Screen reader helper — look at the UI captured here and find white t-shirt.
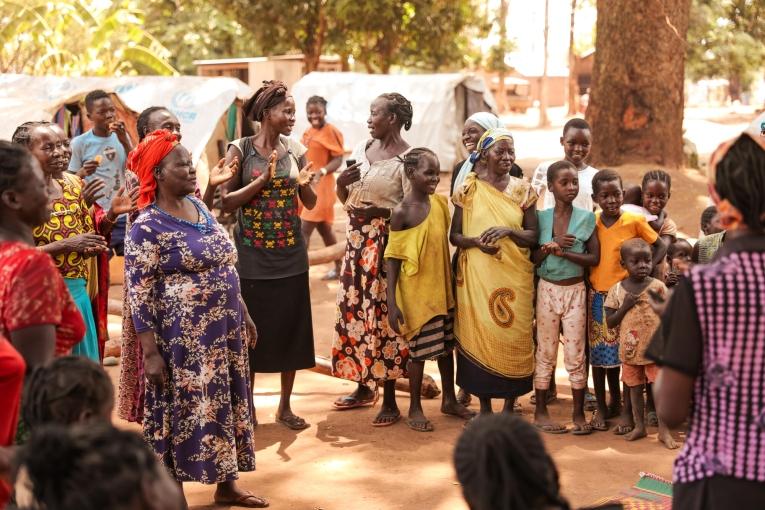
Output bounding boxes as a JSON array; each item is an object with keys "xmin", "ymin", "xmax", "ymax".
[{"xmin": 530, "ymin": 162, "xmax": 599, "ymax": 211}]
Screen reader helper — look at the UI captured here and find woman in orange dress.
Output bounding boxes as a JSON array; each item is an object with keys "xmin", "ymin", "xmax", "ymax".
[{"xmin": 300, "ymin": 95, "xmax": 345, "ymax": 279}]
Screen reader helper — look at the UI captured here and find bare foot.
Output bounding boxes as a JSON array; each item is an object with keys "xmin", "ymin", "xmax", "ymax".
[
  {"xmin": 441, "ymin": 400, "xmax": 476, "ymax": 420},
  {"xmin": 457, "ymin": 388, "xmax": 472, "ymax": 406},
  {"xmin": 658, "ymin": 427, "xmax": 679, "ymax": 449},
  {"xmin": 624, "ymin": 426, "xmax": 647, "ymax": 441}
]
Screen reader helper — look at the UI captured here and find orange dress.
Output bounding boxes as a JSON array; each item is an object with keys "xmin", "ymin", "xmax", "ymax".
[{"xmin": 300, "ymin": 123, "xmax": 344, "ymax": 224}]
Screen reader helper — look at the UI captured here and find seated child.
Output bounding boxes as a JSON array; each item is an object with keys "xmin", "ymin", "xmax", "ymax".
[
  {"xmin": 386, "ymin": 148, "xmax": 474, "ymax": 432},
  {"xmin": 605, "ymin": 239, "xmax": 677, "ymax": 449},
  {"xmin": 531, "ymin": 118, "xmax": 599, "ymax": 211},
  {"xmin": 588, "ymin": 170, "xmax": 665, "ymax": 433},
  {"xmin": 531, "ymin": 161, "xmax": 599, "ymax": 435},
  {"xmin": 15, "ymin": 423, "xmax": 184, "ymax": 510},
  {"xmin": 665, "ymin": 238, "xmax": 693, "ymax": 287}
]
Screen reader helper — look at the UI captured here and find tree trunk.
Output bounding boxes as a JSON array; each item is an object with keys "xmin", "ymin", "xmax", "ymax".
[
  {"xmin": 586, "ymin": 0, "xmax": 690, "ymax": 167},
  {"xmin": 496, "ymin": 0, "xmax": 509, "ymax": 113},
  {"xmin": 728, "ymin": 74, "xmax": 742, "ymax": 102},
  {"xmin": 567, "ymin": 0, "xmax": 579, "ymax": 116},
  {"xmin": 303, "ymin": 2, "xmax": 327, "ymax": 73},
  {"xmin": 539, "ymin": 0, "xmax": 550, "ymax": 127}
]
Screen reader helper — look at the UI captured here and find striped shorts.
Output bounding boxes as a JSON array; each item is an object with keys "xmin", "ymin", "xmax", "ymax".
[{"xmin": 408, "ymin": 312, "xmax": 455, "ymax": 361}]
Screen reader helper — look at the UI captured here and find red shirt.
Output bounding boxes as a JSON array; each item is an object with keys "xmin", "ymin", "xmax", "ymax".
[{"xmin": 0, "ymin": 241, "xmax": 85, "ymax": 355}]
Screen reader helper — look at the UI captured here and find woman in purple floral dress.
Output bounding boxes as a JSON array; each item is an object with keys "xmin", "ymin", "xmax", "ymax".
[{"xmin": 125, "ymin": 130, "xmax": 265, "ymax": 508}]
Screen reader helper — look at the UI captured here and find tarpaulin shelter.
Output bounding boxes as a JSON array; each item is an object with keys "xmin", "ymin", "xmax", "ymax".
[
  {"xmin": 0, "ymin": 74, "xmax": 253, "ymax": 181},
  {"xmin": 291, "ymin": 72, "xmax": 498, "ymax": 169}
]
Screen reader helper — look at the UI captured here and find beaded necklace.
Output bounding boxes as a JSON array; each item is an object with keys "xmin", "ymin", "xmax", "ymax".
[{"xmin": 151, "ymin": 197, "xmax": 216, "ymax": 234}]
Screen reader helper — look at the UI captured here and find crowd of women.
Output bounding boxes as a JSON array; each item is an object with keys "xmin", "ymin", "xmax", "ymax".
[{"xmin": 0, "ymin": 77, "xmax": 764, "ymax": 510}]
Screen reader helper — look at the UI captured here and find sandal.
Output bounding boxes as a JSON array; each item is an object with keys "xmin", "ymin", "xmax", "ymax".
[
  {"xmin": 589, "ymin": 410, "xmax": 609, "ymax": 431},
  {"xmin": 275, "ymin": 415, "xmax": 310, "ymax": 430},
  {"xmin": 646, "ymin": 411, "xmax": 659, "ymax": 427},
  {"xmin": 214, "ymin": 493, "xmax": 269, "ymax": 508},
  {"xmin": 534, "ymin": 422, "xmax": 569, "ymax": 434},
  {"xmin": 407, "ymin": 418, "xmax": 434, "ymax": 432},
  {"xmin": 613, "ymin": 423, "xmax": 634, "ymax": 435},
  {"xmin": 372, "ymin": 410, "xmax": 401, "ymax": 427},
  {"xmin": 333, "ymin": 389, "xmax": 379, "ymax": 410},
  {"xmin": 572, "ymin": 422, "xmax": 593, "ymax": 435}
]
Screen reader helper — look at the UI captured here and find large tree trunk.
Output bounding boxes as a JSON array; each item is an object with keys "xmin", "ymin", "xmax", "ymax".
[
  {"xmin": 586, "ymin": 0, "xmax": 690, "ymax": 167},
  {"xmin": 567, "ymin": 0, "xmax": 579, "ymax": 116},
  {"xmin": 302, "ymin": 3, "xmax": 327, "ymax": 73},
  {"xmin": 496, "ymin": 0, "xmax": 509, "ymax": 113}
]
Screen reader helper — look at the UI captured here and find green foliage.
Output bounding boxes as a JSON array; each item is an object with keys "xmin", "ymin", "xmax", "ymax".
[
  {"xmin": 142, "ymin": 0, "xmax": 256, "ymax": 75},
  {"xmin": 686, "ymin": 0, "xmax": 765, "ymax": 95},
  {"xmin": 0, "ymin": 0, "xmax": 177, "ymax": 75},
  {"xmin": 211, "ymin": 0, "xmax": 484, "ymax": 74}
]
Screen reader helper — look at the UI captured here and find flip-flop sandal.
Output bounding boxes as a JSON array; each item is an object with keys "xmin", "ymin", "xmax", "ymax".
[
  {"xmin": 276, "ymin": 415, "xmax": 310, "ymax": 430},
  {"xmin": 214, "ymin": 493, "xmax": 269, "ymax": 508},
  {"xmin": 333, "ymin": 389, "xmax": 379, "ymax": 410},
  {"xmin": 457, "ymin": 389, "xmax": 472, "ymax": 406},
  {"xmin": 534, "ymin": 422, "xmax": 569, "ymax": 434},
  {"xmin": 589, "ymin": 411, "xmax": 609, "ymax": 431},
  {"xmin": 371, "ymin": 412, "xmax": 401, "ymax": 427},
  {"xmin": 407, "ymin": 419, "xmax": 434, "ymax": 432},
  {"xmin": 646, "ymin": 411, "xmax": 659, "ymax": 427},
  {"xmin": 442, "ymin": 406, "xmax": 477, "ymax": 420},
  {"xmin": 613, "ymin": 424, "xmax": 634, "ymax": 435},
  {"xmin": 572, "ymin": 422, "xmax": 593, "ymax": 435}
]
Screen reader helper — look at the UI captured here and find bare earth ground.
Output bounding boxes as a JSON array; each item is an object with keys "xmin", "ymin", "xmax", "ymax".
[{"xmin": 107, "ymin": 106, "xmax": 756, "ymax": 510}]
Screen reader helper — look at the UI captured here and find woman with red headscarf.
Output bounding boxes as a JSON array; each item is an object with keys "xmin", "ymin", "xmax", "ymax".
[{"xmin": 124, "ymin": 130, "xmax": 264, "ymax": 508}]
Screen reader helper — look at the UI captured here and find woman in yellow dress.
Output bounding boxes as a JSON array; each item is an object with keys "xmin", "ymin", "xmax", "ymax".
[{"xmin": 450, "ymin": 128, "xmax": 539, "ymax": 415}]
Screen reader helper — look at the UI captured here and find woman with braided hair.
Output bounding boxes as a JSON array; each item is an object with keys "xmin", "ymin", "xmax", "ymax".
[
  {"xmin": 647, "ymin": 132, "xmax": 765, "ymax": 509},
  {"xmin": 222, "ymin": 80, "xmax": 317, "ymax": 431},
  {"xmin": 15, "ymin": 423, "xmax": 184, "ymax": 510},
  {"xmin": 330, "ymin": 92, "xmax": 414, "ymax": 426},
  {"xmin": 125, "ymin": 130, "xmax": 262, "ymax": 507}
]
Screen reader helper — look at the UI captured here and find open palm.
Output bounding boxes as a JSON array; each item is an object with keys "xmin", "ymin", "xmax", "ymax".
[
  {"xmin": 109, "ymin": 186, "xmax": 138, "ymax": 215},
  {"xmin": 209, "ymin": 157, "xmax": 238, "ymax": 187},
  {"xmin": 297, "ymin": 162, "xmax": 315, "ymax": 186}
]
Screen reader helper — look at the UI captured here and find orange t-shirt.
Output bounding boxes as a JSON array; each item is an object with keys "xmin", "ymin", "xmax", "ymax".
[
  {"xmin": 300, "ymin": 123, "xmax": 344, "ymax": 223},
  {"xmin": 589, "ymin": 211, "xmax": 659, "ymax": 292}
]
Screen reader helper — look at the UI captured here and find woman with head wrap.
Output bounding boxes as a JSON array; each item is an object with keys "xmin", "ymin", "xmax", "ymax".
[
  {"xmin": 125, "ymin": 130, "xmax": 263, "ymax": 508},
  {"xmin": 450, "ymin": 128, "xmax": 539, "ymax": 416},
  {"xmin": 221, "ymin": 81, "xmax": 317, "ymax": 431},
  {"xmin": 647, "ymin": 132, "xmax": 765, "ymax": 508},
  {"xmin": 330, "ymin": 92, "xmax": 413, "ymax": 426},
  {"xmin": 450, "ymin": 112, "xmax": 522, "ymax": 196}
]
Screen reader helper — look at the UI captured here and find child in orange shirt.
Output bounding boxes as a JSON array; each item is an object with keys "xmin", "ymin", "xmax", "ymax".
[{"xmin": 588, "ymin": 169, "xmax": 665, "ymax": 432}]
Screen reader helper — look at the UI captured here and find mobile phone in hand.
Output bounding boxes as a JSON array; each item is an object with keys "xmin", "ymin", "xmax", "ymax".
[{"xmin": 345, "ymin": 159, "xmax": 356, "ymax": 168}]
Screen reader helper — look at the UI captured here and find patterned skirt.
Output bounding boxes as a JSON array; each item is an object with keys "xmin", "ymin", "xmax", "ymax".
[
  {"xmin": 331, "ymin": 213, "xmax": 409, "ymax": 388},
  {"xmin": 409, "ymin": 313, "xmax": 455, "ymax": 361},
  {"xmin": 588, "ymin": 290, "xmax": 620, "ymax": 368}
]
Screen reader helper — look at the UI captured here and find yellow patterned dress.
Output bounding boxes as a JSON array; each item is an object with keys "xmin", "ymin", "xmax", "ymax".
[
  {"xmin": 33, "ymin": 173, "xmax": 99, "ymax": 361},
  {"xmin": 452, "ymin": 173, "xmax": 537, "ymax": 398}
]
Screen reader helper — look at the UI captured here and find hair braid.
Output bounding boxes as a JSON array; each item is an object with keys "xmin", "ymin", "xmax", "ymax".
[
  {"xmin": 403, "ymin": 147, "xmax": 437, "ymax": 174},
  {"xmin": 642, "ymin": 169, "xmax": 672, "ymax": 193},
  {"xmin": 454, "ymin": 414, "xmax": 571, "ymax": 510},
  {"xmin": 22, "ymin": 356, "xmax": 114, "ymax": 429},
  {"xmin": 18, "ymin": 423, "xmax": 161, "ymax": 510},
  {"xmin": 715, "ymin": 133, "xmax": 765, "ymax": 231},
  {"xmin": 379, "ymin": 92, "xmax": 413, "ymax": 131},
  {"xmin": 11, "ymin": 121, "xmax": 51, "ymax": 147}
]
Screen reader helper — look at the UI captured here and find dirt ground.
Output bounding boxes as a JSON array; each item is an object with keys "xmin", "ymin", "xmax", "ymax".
[{"xmin": 107, "ymin": 106, "xmax": 757, "ymax": 510}]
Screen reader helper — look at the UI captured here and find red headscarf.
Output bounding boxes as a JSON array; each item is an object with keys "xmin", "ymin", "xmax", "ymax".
[{"xmin": 127, "ymin": 129, "xmax": 179, "ymax": 209}]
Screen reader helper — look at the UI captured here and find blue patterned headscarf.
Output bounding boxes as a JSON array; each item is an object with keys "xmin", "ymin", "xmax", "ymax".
[{"xmin": 453, "ymin": 114, "xmax": 509, "ymax": 190}]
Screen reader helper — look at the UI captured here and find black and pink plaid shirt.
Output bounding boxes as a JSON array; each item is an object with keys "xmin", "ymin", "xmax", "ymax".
[{"xmin": 677, "ymin": 250, "xmax": 765, "ymax": 484}]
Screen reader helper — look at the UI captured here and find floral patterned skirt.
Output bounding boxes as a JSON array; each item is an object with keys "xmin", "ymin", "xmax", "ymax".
[{"xmin": 331, "ymin": 213, "xmax": 409, "ymax": 388}]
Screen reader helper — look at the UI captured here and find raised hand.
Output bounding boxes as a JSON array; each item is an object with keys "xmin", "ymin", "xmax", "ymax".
[
  {"xmin": 297, "ymin": 162, "xmax": 315, "ymax": 186},
  {"xmin": 108, "ymin": 186, "xmax": 138, "ymax": 217},
  {"xmin": 336, "ymin": 162, "xmax": 362, "ymax": 187},
  {"xmin": 77, "ymin": 159, "xmax": 99, "ymax": 178},
  {"xmin": 209, "ymin": 157, "xmax": 239, "ymax": 187},
  {"xmin": 81, "ymin": 178, "xmax": 106, "ymax": 207}
]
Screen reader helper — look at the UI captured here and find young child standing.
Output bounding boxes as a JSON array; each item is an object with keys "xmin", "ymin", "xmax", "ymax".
[
  {"xmin": 588, "ymin": 169, "xmax": 665, "ymax": 432},
  {"xmin": 532, "ymin": 161, "xmax": 600, "ymax": 435},
  {"xmin": 386, "ymin": 148, "xmax": 474, "ymax": 432},
  {"xmin": 605, "ymin": 239, "xmax": 677, "ymax": 449},
  {"xmin": 531, "ymin": 118, "xmax": 599, "ymax": 212}
]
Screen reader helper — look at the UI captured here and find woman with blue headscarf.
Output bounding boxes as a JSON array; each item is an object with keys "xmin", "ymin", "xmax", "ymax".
[
  {"xmin": 450, "ymin": 112, "xmax": 523, "ymax": 196},
  {"xmin": 450, "ymin": 128, "xmax": 539, "ymax": 416}
]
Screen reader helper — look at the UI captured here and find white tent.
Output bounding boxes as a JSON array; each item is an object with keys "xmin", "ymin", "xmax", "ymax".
[
  {"xmin": 0, "ymin": 74, "xmax": 252, "ymax": 165},
  {"xmin": 291, "ymin": 72, "xmax": 497, "ymax": 169}
]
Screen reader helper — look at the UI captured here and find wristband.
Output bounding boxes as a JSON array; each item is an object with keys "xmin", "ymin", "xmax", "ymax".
[{"xmin": 320, "ymin": 167, "xmax": 328, "ymax": 177}]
